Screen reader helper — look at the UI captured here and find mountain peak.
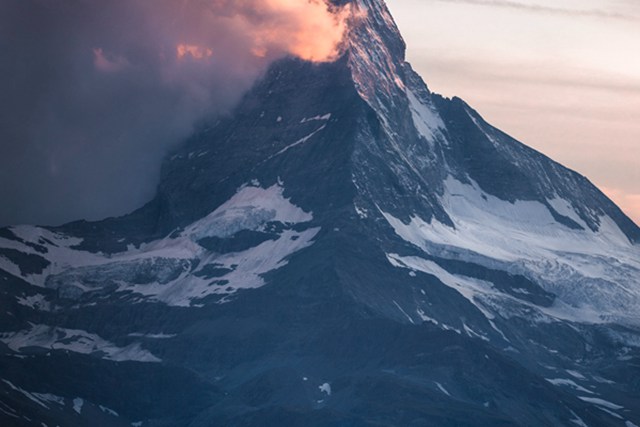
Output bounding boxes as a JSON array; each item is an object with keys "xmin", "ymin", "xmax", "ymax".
[
  {"xmin": 349, "ymin": 0, "xmax": 406, "ymax": 55},
  {"xmin": 346, "ymin": 0, "xmax": 408, "ymax": 100},
  {"xmin": 1, "ymin": 2, "xmax": 639, "ymax": 426}
]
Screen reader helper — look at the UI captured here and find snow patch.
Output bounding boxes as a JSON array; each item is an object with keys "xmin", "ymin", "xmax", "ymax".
[
  {"xmin": 417, "ymin": 309, "xmax": 438, "ymax": 325},
  {"xmin": 16, "ymin": 294, "xmax": 50, "ymax": 311},
  {"xmin": 99, "ymin": 405, "xmax": 119, "ymax": 417},
  {"xmin": 578, "ymin": 396, "xmax": 624, "ymax": 411},
  {"xmin": 387, "ymin": 254, "xmax": 495, "ymax": 321},
  {"xmin": 381, "ymin": 176, "xmax": 640, "ymax": 326},
  {"xmin": 73, "ymin": 398, "xmax": 84, "ymax": 414},
  {"xmin": 127, "ymin": 333, "xmax": 176, "ymax": 339},
  {"xmin": 546, "ymin": 378, "xmax": 593, "ymax": 394},
  {"xmin": 319, "ymin": 383, "xmax": 332, "ymax": 396},
  {"xmin": 0, "ymin": 227, "xmax": 111, "ymax": 287},
  {"xmin": 184, "ymin": 184, "xmax": 312, "ymax": 240},
  {"xmin": 6, "ymin": 184, "xmax": 319, "ymax": 307},
  {"xmin": 0, "ymin": 407, "xmax": 18, "ymax": 418},
  {"xmin": 2, "ymin": 380, "xmax": 50, "ymax": 409},
  {"xmin": 406, "ymin": 88, "xmax": 444, "ymax": 142},
  {"xmin": 300, "ymin": 113, "xmax": 331, "ymax": 123},
  {"xmin": 434, "ymin": 382, "xmax": 450, "ymax": 396},
  {"xmin": 566, "ymin": 370, "xmax": 587, "ymax": 380},
  {"xmin": 271, "ymin": 125, "xmax": 327, "ymax": 158},
  {"xmin": 132, "ymin": 227, "xmax": 320, "ymax": 307},
  {"xmin": 547, "ymin": 196, "xmax": 588, "ymax": 229},
  {"xmin": 33, "ymin": 393, "xmax": 64, "ymax": 408},
  {"xmin": 355, "ymin": 205, "xmax": 368, "ymax": 219},
  {"xmin": 592, "ymin": 375, "xmax": 615, "ymax": 385},
  {"xmin": 392, "ymin": 300, "xmax": 415, "ymax": 324},
  {"xmin": 0, "ymin": 324, "xmax": 160, "ymax": 363}
]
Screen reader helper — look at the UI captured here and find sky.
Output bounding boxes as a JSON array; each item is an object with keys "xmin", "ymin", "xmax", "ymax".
[
  {"xmin": 0, "ymin": 0, "xmax": 350, "ymax": 227},
  {"xmin": 386, "ymin": 0, "xmax": 640, "ymax": 224},
  {"xmin": 0, "ymin": 0, "xmax": 637, "ymax": 227}
]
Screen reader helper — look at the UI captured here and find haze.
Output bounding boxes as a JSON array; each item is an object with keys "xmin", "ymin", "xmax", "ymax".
[
  {"xmin": 0, "ymin": 0, "xmax": 351, "ymax": 227},
  {"xmin": 0, "ymin": 0, "xmax": 637, "ymax": 226}
]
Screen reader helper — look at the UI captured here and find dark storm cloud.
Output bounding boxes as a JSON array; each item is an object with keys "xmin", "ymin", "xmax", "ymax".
[{"xmin": 0, "ymin": 0, "xmax": 351, "ymax": 226}]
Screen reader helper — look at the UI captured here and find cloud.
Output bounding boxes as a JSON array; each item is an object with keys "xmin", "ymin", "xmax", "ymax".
[
  {"xmin": 93, "ymin": 48, "xmax": 131, "ymax": 73},
  {"xmin": 0, "ymin": 0, "xmax": 352, "ymax": 226},
  {"xmin": 420, "ymin": 57, "xmax": 640, "ymax": 96},
  {"xmin": 433, "ymin": 0, "xmax": 639, "ymax": 21}
]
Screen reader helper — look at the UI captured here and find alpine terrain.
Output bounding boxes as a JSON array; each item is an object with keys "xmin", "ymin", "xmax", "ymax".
[{"xmin": 1, "ymin": 0, "xmax": 639, "ymax": 426}]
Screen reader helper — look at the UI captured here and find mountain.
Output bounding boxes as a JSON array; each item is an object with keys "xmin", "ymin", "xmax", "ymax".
[{"xmin": 1, "ymin": 0, "xmax": 639, "ymax": 426}]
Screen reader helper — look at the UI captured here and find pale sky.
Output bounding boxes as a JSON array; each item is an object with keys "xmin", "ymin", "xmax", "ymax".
[{"xmin": 386, "ymin": 0, "xmax": 640, "ymax": 224}]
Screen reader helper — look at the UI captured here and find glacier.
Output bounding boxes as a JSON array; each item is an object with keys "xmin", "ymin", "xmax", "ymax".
[{"xmin": 0, "ymin": 0, "xmax": 638, "ymax": 426}]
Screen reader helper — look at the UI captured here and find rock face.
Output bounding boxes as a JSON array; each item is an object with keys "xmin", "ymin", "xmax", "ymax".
[{"xmin": 1, "ymin": 0, "xmax": 639, "ymax": 426}]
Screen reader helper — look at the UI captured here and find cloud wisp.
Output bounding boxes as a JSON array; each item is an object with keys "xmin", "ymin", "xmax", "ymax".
[
  {"xmin": 421, "ymin": 57, "xmax": 640, "ymax": 96},
  {"xmin": 433, "ymin": 0, "xmax": 639, "ymax": 21},
  {"xmin": 0, "ymin": 0, "xmax": 352, "ymax": 226}
]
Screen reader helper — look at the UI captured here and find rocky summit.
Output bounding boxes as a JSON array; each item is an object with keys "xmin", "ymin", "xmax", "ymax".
[{"xmin": 1, "ymin": 0, "xmax": 639, "ymax": 426}]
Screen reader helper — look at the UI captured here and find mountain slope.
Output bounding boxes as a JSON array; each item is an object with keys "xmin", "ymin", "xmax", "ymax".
[{"xmin": 1, "ymin": 0, "xmax": 639, "ymax": 426}]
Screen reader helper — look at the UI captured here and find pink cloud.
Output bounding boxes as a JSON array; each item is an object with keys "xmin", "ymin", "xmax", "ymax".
[
  {"xmin": 92, "ymin": 48, "xmax": 130, "ymax": 73},
  {"xmin": 176, "ymin": 44, "xmax": 213, "ymax": 60},
  {"xmin": 0, "ymin": 0, "xmax": 359, "ymax": 225},
  {"xmin": 243, "ymin": 0, "xmax": 354, "ymax": 62},
  {"xmin": 171, "ymin": 0, "xmax": 354, "ymax": 63}
]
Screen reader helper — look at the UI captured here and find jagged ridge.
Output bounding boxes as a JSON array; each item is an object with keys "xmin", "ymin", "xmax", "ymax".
[{"xmin": 0, "ymin": 1, "xmax": 639, "ymax": 426}]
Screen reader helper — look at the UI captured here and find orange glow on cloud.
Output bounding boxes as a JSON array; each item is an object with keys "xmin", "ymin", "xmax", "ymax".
[
  {"xmin": 252, "ymin": 46, "xmax": 268, "ymax": 58},
  {"xmin": 244, "ymin": 0, "xmax": 354, "ymax": 62},
  {"xmin": 95, "ymin": 0, "xmax": 355, "ymax": 74},
  {"xmin": 177, "ymin": 44, "xmax": 213, "ymax": 60},
  {"xmin": 178, "ymin": 0, "xmax": 355, "ymax": 64}
]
